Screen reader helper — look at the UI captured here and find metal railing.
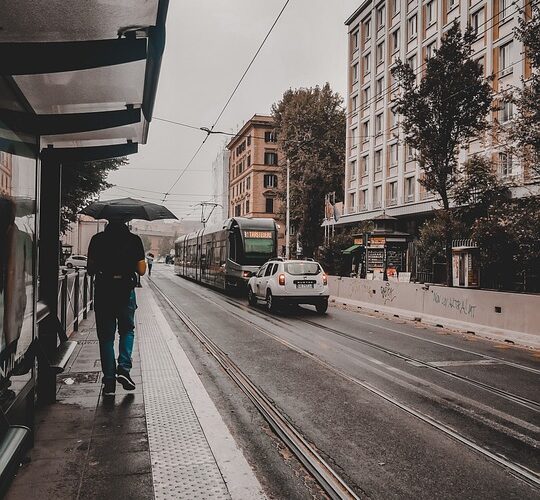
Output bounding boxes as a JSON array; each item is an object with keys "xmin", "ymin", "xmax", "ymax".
[{"xmin": 58, "ymin": 269, "xmax": 94, "ymax": 337}]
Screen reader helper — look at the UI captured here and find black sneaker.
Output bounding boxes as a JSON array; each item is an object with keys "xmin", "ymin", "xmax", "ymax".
[
  {"xmin": 102, "ymin": 380, "xmax": 116, "ymax": 396},
  {"xmin": 117, "ymin": 368, "xmax": 136, "ymax": 391}
]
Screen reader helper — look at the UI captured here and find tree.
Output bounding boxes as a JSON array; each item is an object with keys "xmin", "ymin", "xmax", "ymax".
[
  {"xmin": 392, "ymin": 23, "xmax": 492, "ymax": 285},
  {"xmin": 510, "ymin": 3, "xmax": 540, "ymax": 176},
  {"xmin": 271, "ymin": 83, "xmax": 346, "ymax": 258},
  {"xmin": 61, "ymin": 157, "xmax": 127, "ymax": 232}
]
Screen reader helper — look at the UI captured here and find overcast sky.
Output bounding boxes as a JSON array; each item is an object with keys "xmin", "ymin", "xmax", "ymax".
[{"xmin": 102, "ymin": 0, "xmax": 359, "ymax": 221}]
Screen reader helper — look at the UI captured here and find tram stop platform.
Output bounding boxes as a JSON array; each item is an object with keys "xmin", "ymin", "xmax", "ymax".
[{"xmin": 5, "ymin": 282, "xmax": 265, "ymax": 500}]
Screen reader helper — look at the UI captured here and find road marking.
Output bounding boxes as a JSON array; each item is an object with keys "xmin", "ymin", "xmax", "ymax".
[{"xmin": 427, "ymin": 360, "xmax": 502, "ymax": 367}]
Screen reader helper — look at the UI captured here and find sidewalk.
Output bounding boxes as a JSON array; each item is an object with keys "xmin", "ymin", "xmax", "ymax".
[{"xmin": 5, "ymin": 283, "xmax": 264, "ymax": 499}]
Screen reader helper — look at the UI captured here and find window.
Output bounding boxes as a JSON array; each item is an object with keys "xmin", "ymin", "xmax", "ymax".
[
  {"xmin": 499, "ymin": 42, "xmax": 513, "ymax": 75},
  {"xmin": 374, "ymin": 185, "xmax": 382, "ymax": 207},
  {"xmin": 349, "ymin": 192, "xmax": 356, "ymax": 211},
  {"xmin": 264, "ymin": 131, "xmax": 277, "ymax": 142},
  {"xmin": 247, "ymin": 135, "xmax": 251, "ymax": 146},
  {"xmin": 351, "ymin": 160, "xmax": 357, "ymax": 179},
  {"xmin": 388, "ymin": 181, "xmax": 398, "ymax": 205},
  {"xmin": 263, "ymin": 174, "xmax": 278, "ymax": 188},
  {"xmin": 362, "ymin": 120, "xmax": 370, "ymax": 140},
  {"xmin": 245, "ymin": 199, "xmax": 250, "ymax": 213},
  {"xmin": 499, "ymin": 0, "xmax": 511, "ymax": 20},
  {"xmin": 264, "ymin": 151, "xmax": 278, "ymax": 165},
  {"xmin": 500, "ymin": 100, "xmax": 514, "ymax": 122},
  {"xmin": 448, "ymin": 0, "xmax": 457, "ymax": 9},
  {"xmin": 405, "ymin": 176, "xmax": 415, "ymax": 202},
  {"xmin": 376, "ymin": 5, "xmax": 385, "ymax": 30},
  {"xmin": 363, "ymin": 18, "xmax": 371, "ymax": 41},
  {"xmin": 408, "ymin": 15, "xmax": 417, "ymax": 39},
  {"xmin": 471, "ymin": 8, "xmax": 485, "ymax": 36},
  {"xmin": 352, "ymin": 94, "xmax": 358, "ymax": 111},
  {"xmin": 391, "ymin": 29, "xmax": 400, "ymax": 52},
  {"xmin": 363, "ymin": 86, "xmax": 371, "ymax": 104},
  {"xmin": 407, "ymin": 144, "xmax": 415, "ymax": 160},
  {"xmin": 353, "ymin": 63, "xmax": 359, "ymax": 82},
  {"xmin": 246, "ymin": 175, "xmax": 251, "ymax": 190},
  {"xmin": 351, "ymin": 128, "xmax": 358, "ymax": 148},
  {"xmin": 426, "ymin": 41, "xmax": 436, "ymax": 60},
  {"xmin": 265, "ymin": 198, "xmax": 274, "ymax": 213},
  {"xmin": 352, "ymin": 30, "xmax": 359, "ymax": 51},
  {"xmin": 390, "ymin": 143, "xmax": 398, "ymax": 164},
  {"xmin": 426, "ymin": 0, "xmax": 436, "ymax": 26},
  {"xmin": 476, "ymin": 56, "xmax": 485, "ymax": 75},
  {"xmin": 499, "ymin": 152, "xmax": 513, "ymax": 176},
  {"xmin": 361, "ymin": 155, "xmax": 369, "ymax": 175},
  {"xmin": 391, "ymin": 108, "xmax": 399, "ymax": 128},
  {"xmin": 407, "ymin": 53, "xmax": 417, "ymax": 70},
  {"xmin": 360, "ymin": 189, "xmax": 368, "ymax": 209},
  {"xmin": 375, "ymin": 150, "xmax": 382, "ymax": 171},
  {"xmin": 363, "ymin": 53, "xmax": 371, "ymax": 75},
  {"xmin": 247, "ymin": 155, "xmax": 251, "ymax": 166},
  {"xmin": 234, "ymin": 204, "xmax": 241, "ymax": 216},
  {"xmin": 376, "ymin": 42, "xmax": 385, "ymax": 64},
  {"xmin": 376, "ymin": 77, "xmax": 384, "ymax": 99},
  {"xmin": 375, "ymin": 113, "xmax": 383, "ymax": 135},
  {"xmin": 391, "ymin": 0, "xmax": 400, "ymax": 16}
]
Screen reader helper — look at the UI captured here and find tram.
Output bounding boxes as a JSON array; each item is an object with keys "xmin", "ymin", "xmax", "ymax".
[{"xmin": 174, "ymin": 217, "xmax": 278, "ymax": 291}]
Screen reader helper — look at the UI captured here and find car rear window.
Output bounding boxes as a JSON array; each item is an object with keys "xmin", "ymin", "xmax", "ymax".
[{"xmin": 284, "ymin": 262, "xmax": 321, "ymax": 275}]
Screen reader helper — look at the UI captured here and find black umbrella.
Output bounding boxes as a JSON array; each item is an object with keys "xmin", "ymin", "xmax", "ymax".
[{"xmin": 80, "ymin": 197, "xmax": 178, "ymax": 222}]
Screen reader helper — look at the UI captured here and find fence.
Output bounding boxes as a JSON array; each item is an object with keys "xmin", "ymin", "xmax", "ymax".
[{"xmin": 57, "ymin": 270, "xmax": 94, "ymax": 337}]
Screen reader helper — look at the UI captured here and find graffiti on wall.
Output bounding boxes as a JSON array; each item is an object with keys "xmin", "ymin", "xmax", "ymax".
[
  {"xmin": 431, "ymin": 290, "xmax": 477, "ymax": 318},
  {"xmin": 380, "ymin": 282, "xmax": 396, "ymax": 305}
]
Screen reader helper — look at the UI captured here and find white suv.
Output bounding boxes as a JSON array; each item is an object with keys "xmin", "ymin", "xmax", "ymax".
[
  {"xmin": 247, "ymin": 258, "xmax": 330, "ymax": 314},
  {"xmin": 65, "ymin": 255, "xmax": 87, "ymax": 269}
]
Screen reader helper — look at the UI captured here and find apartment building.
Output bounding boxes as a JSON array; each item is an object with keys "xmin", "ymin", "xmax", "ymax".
[
  {"xmin": 341, "ymin": 0, "xmax": 532, "ymax": 229},
  {"xmin": 209, "ymin": 147, "xmax": 230, "ymax": 225},
  {"xmin": 227, "ymin": 114, "xmax": 285, "ymax": 248},
  {"xmin": 0, "ymin": 152, "xmax": 12, "ymax": 196}
]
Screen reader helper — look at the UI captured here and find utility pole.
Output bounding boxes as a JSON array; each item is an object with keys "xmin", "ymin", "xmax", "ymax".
[{"xmin": 286, "ymin": 159, "xmax": 290, "ymax": 259}]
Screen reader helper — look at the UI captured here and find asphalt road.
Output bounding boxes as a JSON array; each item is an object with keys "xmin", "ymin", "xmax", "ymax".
[{"xmin": 149, "ymin": 264, "xmax": 540, "ymax": 499}]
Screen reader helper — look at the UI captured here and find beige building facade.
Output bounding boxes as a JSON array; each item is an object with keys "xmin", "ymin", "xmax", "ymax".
[
  {"xmin": 342, "ymin": 0, "xmax": 534, "ymax": 225},
  {"xmin": 227, "ymin": 114, "xmax": 285, "ymax": 249}
]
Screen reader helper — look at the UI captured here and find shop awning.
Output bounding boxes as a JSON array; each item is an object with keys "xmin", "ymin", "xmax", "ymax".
[
  {"xmin": 342, "ymin": 244, "xmax": 363, "ymax": 255},
  {"xmin": 0, "ymin": 0, "xmax": 169, "ymax": 161}
]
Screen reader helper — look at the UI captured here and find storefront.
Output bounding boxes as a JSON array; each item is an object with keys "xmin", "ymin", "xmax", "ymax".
[{"xmin": 0, "ymin": 0, "xmax": 170, "ymax": 490}]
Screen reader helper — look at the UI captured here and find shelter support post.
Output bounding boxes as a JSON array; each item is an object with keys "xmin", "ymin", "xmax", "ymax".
[{"xmin": 37, "ymin": 156, "xmax": 62, "ymax": 405}]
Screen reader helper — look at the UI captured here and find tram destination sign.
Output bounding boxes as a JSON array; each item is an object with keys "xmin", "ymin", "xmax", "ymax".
[{"xmin": 244, "ymin": 230, "xmax": 273, "ymax": 239}]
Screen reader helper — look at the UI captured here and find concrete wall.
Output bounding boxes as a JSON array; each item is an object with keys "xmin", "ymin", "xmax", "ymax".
[{"xmin": 329, "ymin": 277, "xmax": 540, "ymax": 348}]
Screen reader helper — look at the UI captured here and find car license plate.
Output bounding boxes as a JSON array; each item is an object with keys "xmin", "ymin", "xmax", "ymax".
[{"xmin": 296, "ymin": 282, "xmax": 314, "ymax": 289}]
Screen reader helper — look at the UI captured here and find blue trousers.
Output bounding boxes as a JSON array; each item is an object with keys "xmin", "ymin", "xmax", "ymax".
[{"xmin": 95, "ymin": 290, "xmax": 137, "ymax": 382}]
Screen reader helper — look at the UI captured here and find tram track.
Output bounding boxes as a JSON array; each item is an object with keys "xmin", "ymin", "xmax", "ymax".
[
  {"xmin": 155, "ymin": 275, "xmax": 540, "ymax": 490},
  {"xmin": 150, "ymin": 280, "xmax": 361, "ymax": 500},
  {"xmin": 212, "ymin": 295, "xmax": 540, "ymax": 413}
]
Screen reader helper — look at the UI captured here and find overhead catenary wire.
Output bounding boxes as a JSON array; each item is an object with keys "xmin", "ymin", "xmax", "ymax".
[{"xmin": 161, "ymin": 0, "xmax": 291, "ymax": 200}]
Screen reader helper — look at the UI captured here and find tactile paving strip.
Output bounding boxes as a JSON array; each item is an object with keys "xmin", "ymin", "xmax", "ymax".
[{"xmin": 137, "ymin": 291, "xmax": 231, "ymax": 500}]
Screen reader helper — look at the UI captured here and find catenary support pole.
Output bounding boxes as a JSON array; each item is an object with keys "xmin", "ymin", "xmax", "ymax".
[{"xmin": 286, "ymin": 159, "xmax": 290, "ymax": 259}]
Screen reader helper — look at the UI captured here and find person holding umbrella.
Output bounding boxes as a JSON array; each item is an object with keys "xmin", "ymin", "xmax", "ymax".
[{"xmin": 83, "ymin": 198, "xmax": 177, "ymax": 396}]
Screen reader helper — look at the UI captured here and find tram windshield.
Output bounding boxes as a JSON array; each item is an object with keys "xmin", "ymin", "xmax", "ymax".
[{"xmin": 243, "ymin": 230, "xmax": 275, "ymax": 264}]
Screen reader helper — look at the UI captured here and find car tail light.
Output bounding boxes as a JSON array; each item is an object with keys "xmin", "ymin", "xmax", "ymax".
[
  {"xmin": 322, "ymin": 273, "xmax": 328, "ymax": 285},
  {"xmin": 242, "ymin": 271, "xmax": 251, "ymax": 278},
  {"xmin": 278, "ymin": 273, "xmax": 286, "ymax": 286}
]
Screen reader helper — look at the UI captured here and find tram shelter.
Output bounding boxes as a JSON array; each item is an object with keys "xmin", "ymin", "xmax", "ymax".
[{"xmin": 0, "ymin": 1, "xmax": 169, "ymax": 491}]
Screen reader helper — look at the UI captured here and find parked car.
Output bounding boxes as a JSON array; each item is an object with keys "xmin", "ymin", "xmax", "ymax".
[
  {"xmin": 65, "ymin": 255, "xmax": 87, "ymax": 269},
  {"xmin": 247, "ymin": 258, "xmax": 329, "ymax": 314}
]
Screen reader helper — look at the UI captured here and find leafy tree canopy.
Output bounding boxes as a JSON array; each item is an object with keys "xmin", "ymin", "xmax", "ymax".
[
  {"xmin": 61, "ymin": 157, "xmax": 126, "ymax": 233},
  {"xmin": 392, "ymin": 22, "xmax": 492, "ymax": 285},
  {"xmin": 271, "ymin": 83, "xmax": 346, "ymax": 257}
]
